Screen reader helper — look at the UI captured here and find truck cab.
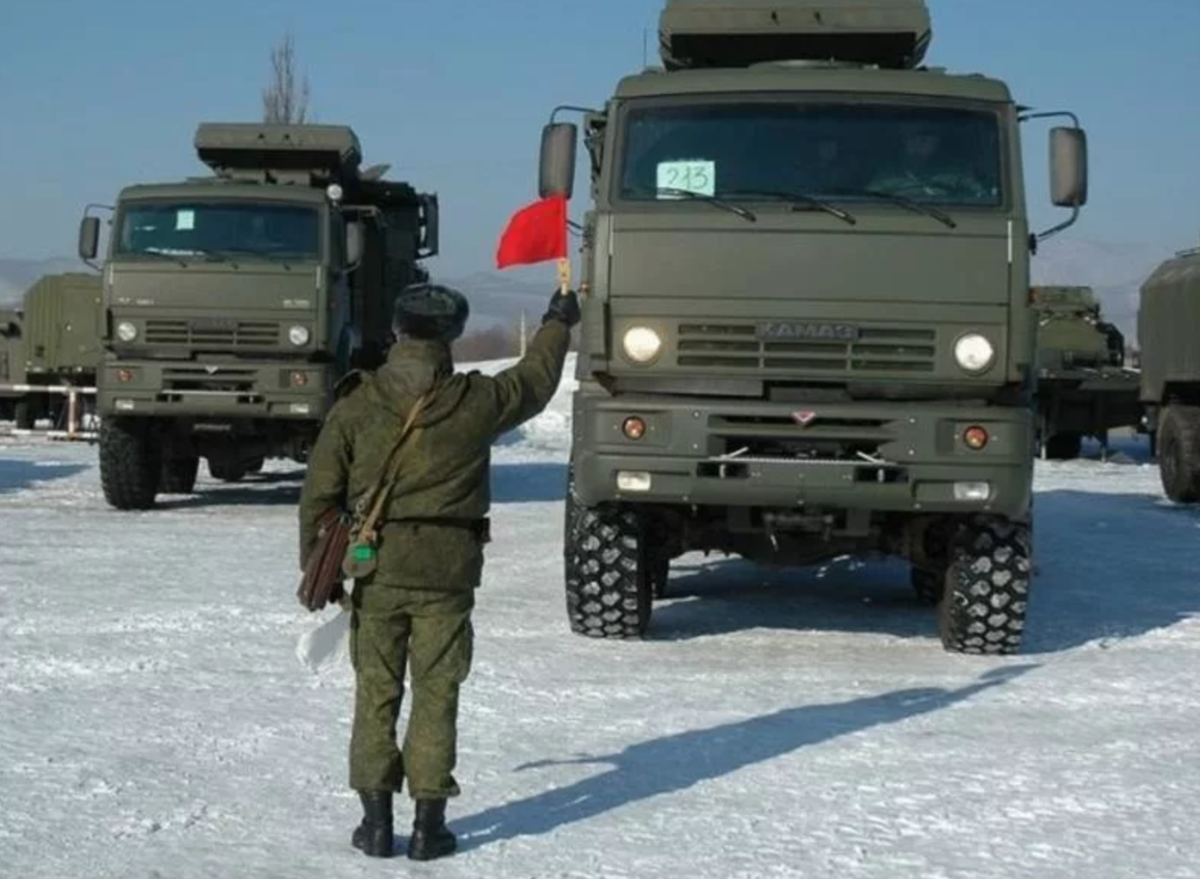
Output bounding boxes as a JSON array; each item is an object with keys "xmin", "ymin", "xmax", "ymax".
[{"xmin": 544, "ymin": 0, "xmax": 1087, "ymax": 654}]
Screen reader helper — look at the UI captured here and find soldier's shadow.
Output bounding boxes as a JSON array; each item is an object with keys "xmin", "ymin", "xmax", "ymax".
[{"xmin": 452, "ymin": 664, "xmax": 1035, "ymax": 851}]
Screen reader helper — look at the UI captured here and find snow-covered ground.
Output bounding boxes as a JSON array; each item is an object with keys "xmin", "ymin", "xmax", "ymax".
[{"xmin": 2, "ymin": 356, "xmax": 1199, "ymax": 879}]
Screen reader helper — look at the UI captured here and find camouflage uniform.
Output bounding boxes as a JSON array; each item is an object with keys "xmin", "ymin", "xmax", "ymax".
[{"xmin": 298, "ymin": 283, "xmax": 575, "ymax": 860}]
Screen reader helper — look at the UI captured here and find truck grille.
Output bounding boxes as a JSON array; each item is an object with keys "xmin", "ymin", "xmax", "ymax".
[
  {"xmin": 677, "ymin": 323, "xmax": 936, "ymax": 373},
  {"xmin": 162, "ymin": 366, "xmax": 257, "ymax": 393},
  {"xmin": 145, "ymin": 319, "xmax": 279, "ymax": 348}
]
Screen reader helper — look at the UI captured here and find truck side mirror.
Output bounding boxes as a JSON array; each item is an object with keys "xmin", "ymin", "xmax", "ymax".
[
  {"xmin": 539, "ymin": 122, "xmax": 578, "ymax": 200},
  {"xmin": 419, "ymin": 194, "xmax": 439, "ymax": 258},
  {"xmin": 78, "ymin": 216, "xmax": 100, "ymax": 261},
  {"xmin": 345, "ymin": 221, "xmax": 364, "ymax": 267},
  {"xmin": 1050, "ymin": 126, "xmax": 1088, "ymax": 207}
]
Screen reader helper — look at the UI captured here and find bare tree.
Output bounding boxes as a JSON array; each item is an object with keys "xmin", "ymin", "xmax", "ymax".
[{"xmin": 262, "ymin": 33, "xmax": 311, "ymax": 124}]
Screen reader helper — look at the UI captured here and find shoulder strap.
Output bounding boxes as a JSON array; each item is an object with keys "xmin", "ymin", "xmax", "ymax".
[{"xmin": 354, "ymin": 392, "xmax": 430, "ymax": 544}]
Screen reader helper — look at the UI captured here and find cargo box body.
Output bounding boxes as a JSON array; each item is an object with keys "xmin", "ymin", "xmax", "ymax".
[
  {"xmin": 1138, "ymin": 247, "xmax": 1200, "ymax": 404},
  {"xmin": 658, "ymin": 0, "xmax": 932, "ymax": 70},
  {"xmin": 22, "ymin": 272, "xmax": 103, "ymax": 376}
]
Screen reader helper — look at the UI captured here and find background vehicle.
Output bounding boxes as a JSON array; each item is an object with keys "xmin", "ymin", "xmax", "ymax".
[
  {"xmin": 1138, "ymin": 241, "xmax": 1200, "ymax": 504},
  {"xmin": 77, "ymin": 122, "xmax": 438, "ymax": 509},
  {"xmin": 541, "ymin": 0, "xmax": 1088, "ymax": 654},
  {"xmin": 1031, "ymin": 285, "xmax": 1141, "ymax": 460},
  {"xmin": 0, "ymin": 272, "xmax": 101, "ymax": 436}
]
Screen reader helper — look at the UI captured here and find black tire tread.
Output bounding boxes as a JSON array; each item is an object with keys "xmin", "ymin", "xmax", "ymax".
[
  {"xmin": 938, "ymin": 515, "xmax": 1031, "ymax": 656},
  {"xmin": 1157, "ymin": 405, "xmax": 1200, "ymax": 504},
  {"xmin": 564, "ymin": 490, "xmax": 651, "ymax": 639},
  {"xmin": 99, "ymin": 418, "xmax": 161, "ymax": 510}
]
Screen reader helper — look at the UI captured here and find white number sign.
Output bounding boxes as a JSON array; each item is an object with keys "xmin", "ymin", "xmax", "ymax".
[{"xmin": 656, "ymin": 160, "xmax": 716, "ymax": 198}]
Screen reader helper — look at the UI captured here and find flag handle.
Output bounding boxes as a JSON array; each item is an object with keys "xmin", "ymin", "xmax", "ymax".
[{"xmin": 556, "ymin": 257, "xmax": 571, "ymax": 296}]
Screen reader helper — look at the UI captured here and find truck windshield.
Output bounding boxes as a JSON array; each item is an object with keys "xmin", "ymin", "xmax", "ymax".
[
  {"xmin": 115, "ymin": 201, "xmax": 320, "ymax": 260},
  {"xmin": 617, "ymin": 99, "xmax": 1003, "ymax": 208}
]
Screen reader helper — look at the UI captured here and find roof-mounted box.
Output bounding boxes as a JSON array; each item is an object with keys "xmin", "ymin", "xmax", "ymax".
[
  {"xmin": 194, "ymin": 123, "xmax": 363, "ymax": 181},
  {"xmin": 658, "ymin": 0, "xmax": 932, "ymax": 71}
]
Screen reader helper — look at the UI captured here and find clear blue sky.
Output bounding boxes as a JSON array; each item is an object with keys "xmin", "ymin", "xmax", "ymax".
[{"xmin": 1, "ymin": 0, "xmax": 1197, "ymax": 275}]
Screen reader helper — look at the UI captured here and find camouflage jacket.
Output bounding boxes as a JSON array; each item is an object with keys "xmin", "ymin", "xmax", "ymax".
[{"xmin": 297, "ymin": 320, "xmax": 570, "ymax": 587}]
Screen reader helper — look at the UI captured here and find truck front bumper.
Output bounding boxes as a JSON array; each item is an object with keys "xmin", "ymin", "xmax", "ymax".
[
  {"xmin": 97, "ymin": 359, "xmax": 332, "ymax": 421},
  {"xmin": 571, "ymin": 389, "xmax": 1034, "ymax": 520}
]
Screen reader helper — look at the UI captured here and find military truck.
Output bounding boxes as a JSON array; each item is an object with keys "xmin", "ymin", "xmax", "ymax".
[
  {"xmin": 77, "ymin": 122, "xmax": 438, "ymax": 509},
  {"xmin": 1032, "ymin": 285, "xmax": 1141, "ymax": 459},
  {"xmin": 0, "ymin": 273, "xmax": 102, "ymax": 432},
  {"xmin": 1137, "ymin": 241, "xmax": 1200, "ymax": 504},
  {"xmin": 538, "ymin": 0, "xmax": 1088, "ymax": 655}
]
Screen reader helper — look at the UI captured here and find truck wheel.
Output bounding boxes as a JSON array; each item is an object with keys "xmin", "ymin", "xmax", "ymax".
[
  {"xmin": 99, "ymin": 418, "xmax": 162, "ymax": 510},
  {"xmin": 563, "ymin": 483, "xmax": 652, "ymax": 639},
  {"xmin": 910, "ymin": 566, "xmax": 945, "ymax": 605},
  {"xmin": 160, "ymin": 455, "xmax": 199, "ymax": 494},
  {"xmin": 14, "ymin": 399, "xmax": 36, "ymax": 430},
  {"xmin": 208, "ymin": 459, "xmax": 248, "ymax": 483},
  {"xmin": 1044, "ymin": 432, "xmax": 1082, "ymax": 460},
  {"xmin": 938, "ymin": 515, "xmax": 1031, "ymax": 655},
  {"xmin": 1157, "ymin": 405, "xmax": 1200, "ymax": 503},
  {"xmin": 246, "ymin": 456, "xmax": 265, "ymax": 475}
]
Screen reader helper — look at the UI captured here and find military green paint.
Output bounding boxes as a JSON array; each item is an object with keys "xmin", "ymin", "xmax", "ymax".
[
  {"xmin": 1138, "ymin": 245, "xmax": 1200, "ymax": 405},
  {"xmin": 558, "ymin": 0, "xmax": 1084, "ymax": 529}
]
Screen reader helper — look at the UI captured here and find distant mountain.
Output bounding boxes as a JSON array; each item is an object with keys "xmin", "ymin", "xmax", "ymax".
[{"xmin": 2, "ymin": 237, "xmax": 1183, "ymax": 345}]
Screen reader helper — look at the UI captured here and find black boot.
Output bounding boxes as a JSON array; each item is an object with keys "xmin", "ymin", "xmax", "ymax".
[
  {"xmin": 407, "ymin": 798, "xmax": 456, "ymax": 861},
  {"xmin": 351, "ymin": 790, "xmax": 394, "ymax": 858}
]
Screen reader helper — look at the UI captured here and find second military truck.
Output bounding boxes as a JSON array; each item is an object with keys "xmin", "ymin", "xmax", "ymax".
[
  {"xmin": 1138, "ymin": 241, "xmax": 1200, "ymax": 505},
  {"xmin": 79, "ymin": 122, "xmax": 438, "ymax": 509},
  {"xmin": 1032, "ymin": 285, "xmax": 1141, "ymax": 460},
  {"xmin": 540, "ymin": 0, "xmax": 1088, "ymax": 654}
]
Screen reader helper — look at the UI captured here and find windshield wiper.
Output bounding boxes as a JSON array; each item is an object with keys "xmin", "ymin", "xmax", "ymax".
[
  {"xmin": 723, "ymin": 189, "xmax": 856, "ymax": 226},
  {"xmin": 828, "ymin": 188, "xmax": 957, "ymax": 229},
  {"xmin": 633, "ymin": 187, "xmax": 757, "ymax": 222},
  {"xmin": 206, "ymin": 247, "xmax": 295, "ymax": 268}
]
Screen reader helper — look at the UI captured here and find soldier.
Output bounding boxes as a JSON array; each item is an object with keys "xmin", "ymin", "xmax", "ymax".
[
  {"xmin": 867, "ymin": 119, "xmax": 991, "ymax": 200},
  {"xmin": 298, "ymin": 282, "xmax": 578, "ymax": 861}
]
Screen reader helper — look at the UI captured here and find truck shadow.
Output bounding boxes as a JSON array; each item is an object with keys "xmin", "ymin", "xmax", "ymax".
[
  {"xmin": 491, "ymin": 461, "xmax": 566, "ymax": 504},
  {"xmin": 156, "ymin": 468, "xmax": 307, "ymax": 509},
  {"xmin": 0, "ymin": 458, "xmax": 88, "ymax": 495},
  {"xmin": 452, "ymin": 664, "xmax": 1036, "ymax": 851},
  {"xmin": 648, "ymin": 487, "xmax": 1200, "ymax": 654}
]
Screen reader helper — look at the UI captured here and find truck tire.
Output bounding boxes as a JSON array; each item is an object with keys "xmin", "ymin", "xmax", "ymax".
[
  {"xmin": 99, "ymin": 418, "xmax": 161, "ymax": 510},
  {"xmin": 208, "ymin": 459, "xmax": 248, "ymax": 483},
  {"xmin": 1157, "ymin": 405, "xmax": 1200, "ymax": 503},
  {"xmin": 14, "ymin": 400, "xmax": 32, "ymax": 430},
  {"xmin": 1044, "ymin": 432, "xmax": 1082, "ymax": 461},
  {"xmin": 938, "ymin": 515, "xmax": 1031, "ymax": 655},
  {"xmin": 563, "ymin": 481, "xmax": 653, "ymax": 639},
  {"xmin": 910, "ymin": 566, "xmax": 945, "ymax": 605},
  {"xmin": 160, "ymin": 455, "xmax": 199, "ymax": 494}
]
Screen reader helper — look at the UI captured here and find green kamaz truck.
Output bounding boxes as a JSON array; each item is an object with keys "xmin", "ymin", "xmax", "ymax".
[
  {"xmin": 1138, "ymin": 241, "xmax": 1200, "ymax": 504},
  {"xmin": 540, "ymin": 0, "xmax": 1088, "ymax": 655},
  {"xmin": 0, "ymin": 273, "xmax": 102, "ymax": 433},
  {"xmin": 78, "ymin": 122, "xmax": 438, "ymax": 509},
  {"xmin": 1032, "ymin": 285, "xmax": 1141, "ymax": 460}
]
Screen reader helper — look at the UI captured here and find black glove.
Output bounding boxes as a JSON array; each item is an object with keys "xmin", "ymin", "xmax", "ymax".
[{"xmin": 542, "ymin": 288, "xmax": 581, "ymax": 329}]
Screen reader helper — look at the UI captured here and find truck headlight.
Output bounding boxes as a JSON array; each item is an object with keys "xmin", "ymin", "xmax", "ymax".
[
  {"xmin": 622, "ymin": 327, "xmax": 662, "ymax": 363},
  {"xmin": 288, "ymin": 325, "xmax": 311, "ymax": 347},
  {"xmin": 116, "ymin": 321, "xmax": 138, "ymax": 343},
  {"xmin": 953, "ymin": 333, "xmax": 995, "ymax": 373}
]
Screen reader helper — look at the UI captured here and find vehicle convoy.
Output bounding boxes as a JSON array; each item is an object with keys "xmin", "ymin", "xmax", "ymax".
[
  {"xmin": 1137, "ymin": 241, "xmax": 1200, "ymax": 505},
  {"xmin": 0, "ymin": 272, "xmax": 102, "ymax": 432},
  {"xmin": 1031, "ymin": 285, "xmax": 1141, "ymax": 460},
  {"xmin": 78, "ymin": 121, "xmax": 438, "ymax": 510},
  {"xmin": 542, "ymin": 0, "xmax": 1089, "ymax": 654}
]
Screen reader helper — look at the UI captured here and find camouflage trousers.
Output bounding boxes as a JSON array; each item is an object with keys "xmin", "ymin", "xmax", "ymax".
[{"xmin": 348, "ymin": 580, "xmax": 475, "ymax": 799}]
